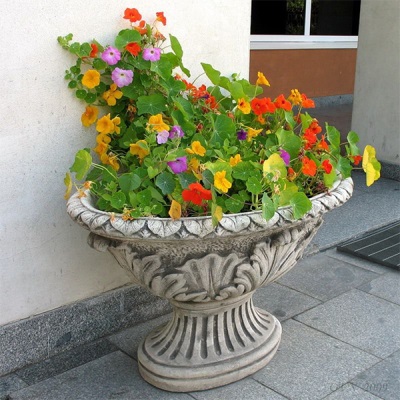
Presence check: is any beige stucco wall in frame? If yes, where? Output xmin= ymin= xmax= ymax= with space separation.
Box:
xmin=352 ymin=0 xmax=400 ymax=166
xmin=0 ymin=0 xmax=251 ymax=325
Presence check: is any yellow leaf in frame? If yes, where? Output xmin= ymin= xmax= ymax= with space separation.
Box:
xmin=362 ymin=145 xmax=381 ymax=186
xmin=64 ymin=172 xmax=72 ymax=200
xmin=212 ymin=204 xmax=223 ymax=226
xmin=362 ymin=145 xmax=376 ymax=171
xmin=168 ymin=200 xmax=182 ymax=220
xmin=263 ymin=153 xmax=287 ymax=179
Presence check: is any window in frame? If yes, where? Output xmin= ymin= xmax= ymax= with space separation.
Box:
xmin=251 ymin=0 xmax=361 ymax=49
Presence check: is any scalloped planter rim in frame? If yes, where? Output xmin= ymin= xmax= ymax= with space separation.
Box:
xmin=67 ymin=178 xmax=353 ymax=392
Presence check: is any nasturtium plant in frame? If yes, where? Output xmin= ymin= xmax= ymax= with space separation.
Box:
xmin=60 ymin=7 xmax=381 ymax=224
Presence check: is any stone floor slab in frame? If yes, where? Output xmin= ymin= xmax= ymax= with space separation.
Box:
xmin=253 ymin=282 xmax=321 ymax=321
xmin=9 ymin=351 xmax=193 ymax=400
xmin=325 ymin=248 xmax=391 ymax=274
xmin=351 ymin=350 xmax=400 ymax=400
xmin=253 ymin=319 xmax=378 ymax=400
xmin=190 ymin=377 xmax=288 ymax=400
xmin=109 ymin=314 xmax=171 ymax=360
xmin=322 ymin=383 xmax=383 ymax=400
xmin=358 ymin=271 xmax=400 ymax=305
xmin=295 ymin=289 xmax=400 ymax=358
xmin=0 ymin=374 xmax=27 ymax=399
xmin=276 ymin=253 xmax=379 ymax=301
xmin=15 ymin=338 xmax=117 ymax=385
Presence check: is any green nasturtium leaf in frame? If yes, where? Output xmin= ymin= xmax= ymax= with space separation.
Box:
xmin=290 ymin=192 xmax=312 ymax=219
xmin=110 ymin=191 xmax=126 ymax=209
xmin=155 ymin=171 xmax=176 ymax=195
xmin=246 ymin=176 xmax=263 ymax=194
xmin=115 ymin=29 xmax=141 ymax=49
xmin=118 ymin=173 xmax=141 ymax=193
xmin=326 ymin=124 xmax=341 ymax=149
xmin=262 ymin=193 xmax=275 ymax=221
xmin=137 ymin=94 xmax=167 ymax=115
xmin=70 ymin=149 xmax=92 ymax=180
xmin=225 ymin=195 xmax=244 ymax=214
xmin=201 ymin=63 xmax=221 ymax=85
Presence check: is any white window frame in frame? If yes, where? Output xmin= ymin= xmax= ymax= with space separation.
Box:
xmin=250 ymin=0 xmax=358 ymax=50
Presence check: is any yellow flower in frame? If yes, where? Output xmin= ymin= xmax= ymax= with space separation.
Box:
xmin=81 ymin=106 xmax=99 ymax=127
xmin=256 ymin=72 xmax=270 ymax=86
xmin=186 ymin=141 xmax=206 ymax=156
xmin=93 ymin=141 xmax=108 ymax=156
xmin=247 ymin=128 xmax=263 ymax=141
xmin=147 ymin=114 xmax=170 ymax=132
xmin=362 ymin=145 xmax=381 ymax=186
xmin=100 ymin=153 xmax=120 ymax=171
xmin=237 ymin=98 xmax=251 ymax=114
xmin=111 ymin=116 xmax=121 ymax=134
xmin=102 ymin=84 xmax=123 ymax=106
xmin=214 ymin=170 xmax=232 ymax=193
xmin=82 ymin=69 xmax=100 ymax=89
xmin=96 ymin=133 xmax=111 ymax=144
xmin=229 ymin=154 xmax=242 ymax=167
xmin=288 ymin=89 xmax=302 ymax=105
xmin=189 ymin=158 xmax=202 ymax=179
xmin=96 ymin=114 xmax=114 ymax=135
xmin=130 ymin=140 xmax=150 ymax=160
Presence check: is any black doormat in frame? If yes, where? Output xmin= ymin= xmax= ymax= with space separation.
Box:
xmin=337 ymin=221 xmax=400 ymax=270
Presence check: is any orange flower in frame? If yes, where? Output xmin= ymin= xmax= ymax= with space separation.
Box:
xmin=82 ymin=69 xmax=100 ymax=89
xmin=301 ymin=94 xmax=315 ymax=108
xmin=125 ymin=42 xmax=141 ymax=56
xmin=89 ymin=43 xmax=98 ymax=58
xmin=251 ymin=97 xmax=275 ymax=115
xmin=274 ymin=94 xmax=292 ymax=111
xmin=352 ymin=155 xmax=362 ymax=165
xmin=156 ymin=11 xmax=167 ymax=26
xmin=302 ymin=156 xmax=317 ymax=176
xmin=182 ymin=182 xmax=212 ymax=206
xmin=322 ymin=159 xmax=333 ymax=174
xmin=134 ymin=20 xmax=147 ymax=35
xmin=124 ymin=8 xmax=142 ymax=23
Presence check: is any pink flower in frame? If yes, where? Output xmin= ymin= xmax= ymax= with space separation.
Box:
xmin=169 ymin=125 xmax=184 ymax=139
xmin=167 ymin=156 xmax=187 ymax=174
xmin=101 ymin=46 xmax=121 ymax=65
xmin=142 ymin=47 xmax=161 ymax=62
xmin=279 ymin=149 xmax=290 ymax=166
xmin=111 ymin=68 xmax=133 ymax=87
xmin=157 ymin=130 xmax=169 ymax=144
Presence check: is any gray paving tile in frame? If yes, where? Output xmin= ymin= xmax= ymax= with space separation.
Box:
xmin=0 ymin=374 xmax=27 ymax=399
xmin=310 ymin=186 xmax=400 ymax=251
xmin=15 ymin=338 xmax=117 ymax=385
xmin=325 ymin=248 xmax=391 ymax=274
xmin=276 ymin=253 xmax=379 ymax=301
xmin=351 ymin=350 xmax=400 ymax=400
xmin=253 ymin=319 xmax=378 ymax=400
xmin=9 ymin=351 xmax=192 ymax=400
xmin=109 ymin=313 xmax=171 ymax=359
xmin=358 ymin=271 xmax=400 ymax=305
xmin=351 ymin=171 xmax=400 ymax=194
xmin=295 ymin=289 xmax=400 ymax=358
xmin=322 ymin=383 xmax=383 ymax=400
xmin=253 ymin=282 xmax=321 ymax=321
xmin=190 ymin=377 xmax=288 ymax=400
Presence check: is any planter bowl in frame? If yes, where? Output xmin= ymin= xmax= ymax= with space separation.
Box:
xmin=67 ymin=177 xmax=353 ymax=392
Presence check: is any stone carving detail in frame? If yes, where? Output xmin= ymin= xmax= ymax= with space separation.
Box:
xmin=67 ymin=177 xmax=354 ymax=392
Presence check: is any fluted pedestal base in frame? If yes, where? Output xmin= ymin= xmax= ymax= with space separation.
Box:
xmin=138 ymin=293 xmax=281 ymax=392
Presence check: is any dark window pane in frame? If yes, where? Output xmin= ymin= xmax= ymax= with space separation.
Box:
xmin=251 ymin=0 xmax=306 ymax=35
xmin=310 ymin=0 xmax=360 ymax=35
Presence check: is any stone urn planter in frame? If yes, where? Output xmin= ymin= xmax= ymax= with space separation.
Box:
xmin=67 ymin=177 xmax=353 ymax=392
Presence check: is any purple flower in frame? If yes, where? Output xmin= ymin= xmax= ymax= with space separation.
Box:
xmin=101 ymin=46 xmax=121 ymax=65
xmin=142 ymin=47 xmax=161 ymax=62
xmin=237 ymin=129 xmax=247 ymax=141
xmin=157 ymin=130 xmax=169 ymax=144
xmin=167 ymin=156 xmax=187 ymax=174
xmin=169 ymin=125 xmax=184 ymax=139
xmin=111 ymin=68 xmax=134 ymax=87
xmin=279 ymin=149 xmax=290 ymax=166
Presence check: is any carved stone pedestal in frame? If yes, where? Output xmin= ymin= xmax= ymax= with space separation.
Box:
xmin=138 ymin=293 xmax=281 ymax=391
xmin=67 ymin=178 xmax=353 ymax=392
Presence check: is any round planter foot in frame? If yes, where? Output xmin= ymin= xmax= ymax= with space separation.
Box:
xmin=137 ymin=293 xmax=282 ymax=392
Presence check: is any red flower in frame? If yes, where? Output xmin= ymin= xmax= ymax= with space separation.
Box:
xmin=274 ymin=94 xmax=292 ymax=111
xmin=307 ymin=120 xmax=322 ymax=135
xmin=134 ymin=20 xmax=148 ymax=35
xmin=302 ymin=156 xmax=317 ymax=176
xmin=125 ymin=42 xmax=141 ymax=56
xmin=89 ymin=43 xmax=98 ymax=58
xmin=251 ymin=97 xmax=275 ymax=115
xmin=301 ymin=94 xmax=315 ymax=108
xmin=303 ymin=130 xmax=318 ymax=149
xmin=352 ymin=155 xmax=362 ymax=165
xmin=182 ymin=183 xmax=212 ymax=206
xmin=124 ymin=8 xmax=142 ymax=23
xmin=156 ymin=11 xmax=167 ymax=26
xmin=322 ymin=159 xmax=333 ymax=174
xmin=317 ymin=135 xmax=329 ymax=151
